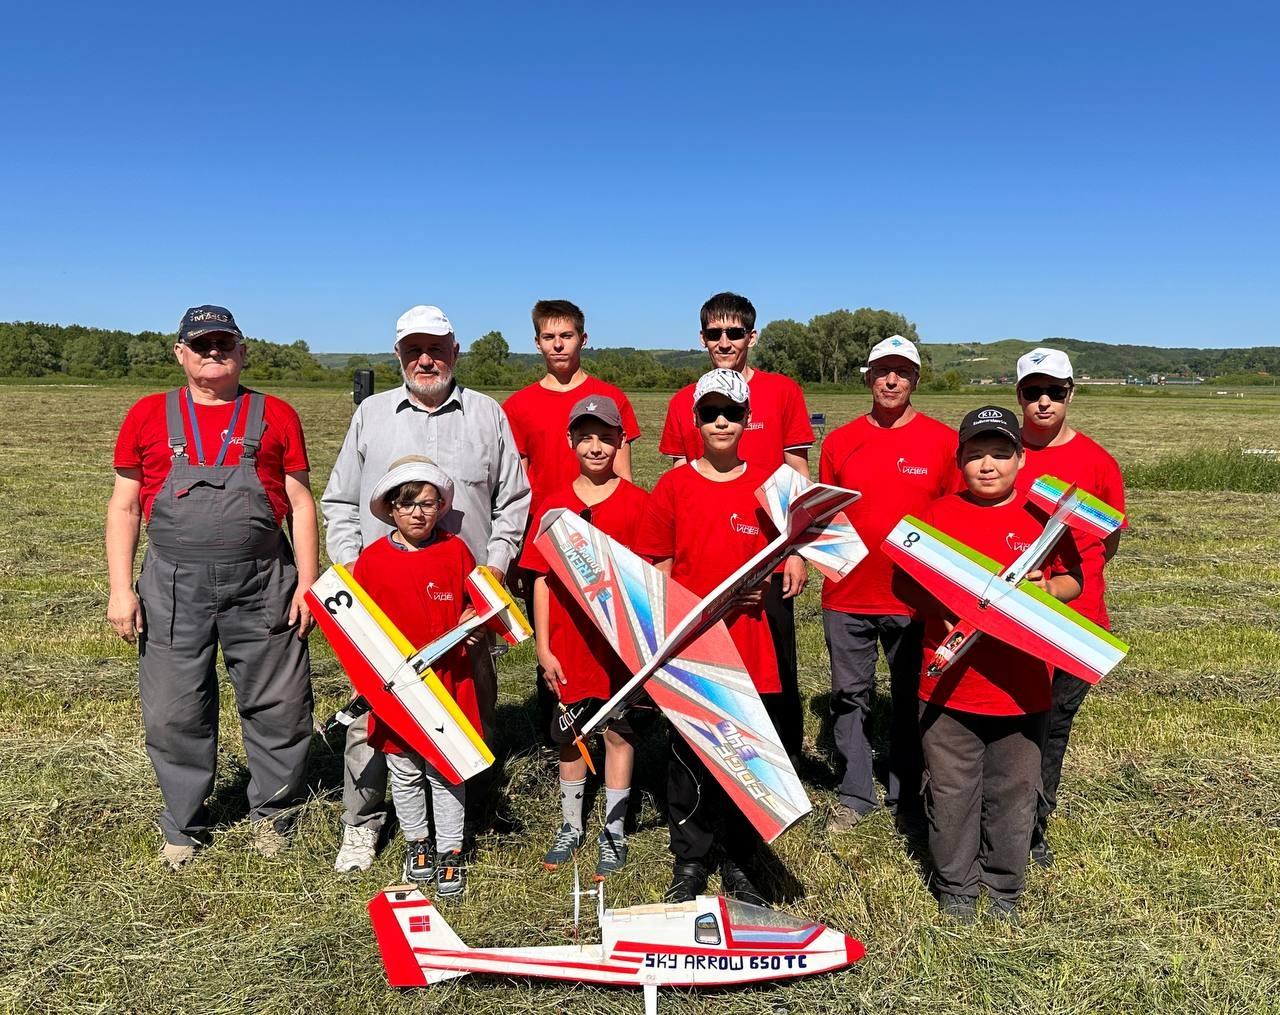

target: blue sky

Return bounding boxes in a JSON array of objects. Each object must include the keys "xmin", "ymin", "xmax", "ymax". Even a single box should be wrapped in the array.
[{"xmin": 2, "ymin": 1, "xmax": 1276, "ymax": 352}]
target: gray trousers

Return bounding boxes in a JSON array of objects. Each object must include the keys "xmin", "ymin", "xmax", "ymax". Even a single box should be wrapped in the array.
[
  {"xmin": 386, "ymin": 751, "xmax": 466, "ymax": 850},
  {"xmin": 137, "ymin": 548, "xmax": 314, "ymax": 846},
  {"xmin": 342, "ymin": 639, "xmax": 497, "ymax": 831},
  {"xmin": 823, "ymin": 611, "xmax": 924, "ymax": 816},
  {"xmin": 919, "ymin": 702, "xmax": 1047, "ymax": 902}
]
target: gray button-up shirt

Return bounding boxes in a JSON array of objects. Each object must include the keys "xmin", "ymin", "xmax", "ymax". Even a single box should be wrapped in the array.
[{"xmin": 321, "ymin": 382, "xmax": 530, "ymax": 573}]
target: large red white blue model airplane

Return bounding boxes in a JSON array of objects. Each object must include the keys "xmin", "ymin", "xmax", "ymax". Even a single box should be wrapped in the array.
[
  {"xmin": 533, "ymin": 464, "xmax": 867, "ymax": 842},
  {"xmin": 306, "ymin": 564, "xmax": 531, "ymax": 783},
  {"xmin": 369, "ymin": 876, "xmax": 863, "ymax": 1013},
  {"xmin": 882, "ymin": 475, "xmax": 1129, "ymax": 685}
]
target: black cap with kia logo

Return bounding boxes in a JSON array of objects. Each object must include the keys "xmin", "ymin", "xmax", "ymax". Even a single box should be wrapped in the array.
[
  {"xmin": 958, "ymin": 405, "xmax": 1022, "ymax": 449},
  {"xmin": 179, "ymin": 305, "xmax": 244, "ymax": 344}
]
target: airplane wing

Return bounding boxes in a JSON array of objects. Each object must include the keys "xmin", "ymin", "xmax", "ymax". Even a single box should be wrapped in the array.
[
  {"xmin": 755, "ymin": 465, "xmax": 867, "ymax": 582},
  {"xmin": 405, "ymin": 566, "xmax": 533, "ymax": 671},
  {"xmin": 882, "ymin": 517, "xmax": 1128, "ymax": 684},
  {"xmin": 1027, "ymin": 474, "xmax": 1125, "ymax": 540},
  {"xmin": 307, "ymin": 565, "xmax": 494, "ymax": 783},
  {"xmin": 533, "ymin": 509, "xmax": 811, "ymax": 841}
]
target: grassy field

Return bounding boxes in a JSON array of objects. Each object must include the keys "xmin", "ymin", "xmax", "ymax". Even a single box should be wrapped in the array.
[{"xmin": 1, "ymin": 383, "xmax": 1278, "ymax": 1015}]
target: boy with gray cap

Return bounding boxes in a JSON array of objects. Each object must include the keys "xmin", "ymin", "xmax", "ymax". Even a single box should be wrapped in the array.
[{"xmin": 350, "ymin": 455, "xmax": 484, "ymax": 898}]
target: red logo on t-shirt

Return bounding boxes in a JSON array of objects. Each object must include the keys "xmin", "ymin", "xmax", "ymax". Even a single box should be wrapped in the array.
[
  {"xmin": 425, "ymin": 582, "xmax": 455, "ymax": 602},
  {"xmin": 729, "ymin": 512, "xmax": 760, "ymax": 536},
  {"xmin": 896, "ymin": 457, "xmax": 929, "ymax": 476},
  {"xmin": 1005, "ymin": 532, "xmax": 1032, "ymax": 552}
]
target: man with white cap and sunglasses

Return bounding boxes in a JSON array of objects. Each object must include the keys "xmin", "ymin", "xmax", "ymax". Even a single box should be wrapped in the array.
[
  {"xmin": 819, "ymin": 335, "xmax": 961, "ymax": 834},
  {"xmin": 1013, "ymin": 347, "xmax": 1126, "ymax": 868},
  {"xmin": 321, "ymin": 304, "xmax": 530, "ymax": 872}
]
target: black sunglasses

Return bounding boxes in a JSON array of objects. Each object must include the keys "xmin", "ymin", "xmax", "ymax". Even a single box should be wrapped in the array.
[
  {"xmin": 1020, "ymin": 384, "xmax": 1071, "ymax": 402},
  {"xmin": 701, "ymin": 327, "xmax": 749, "ymax": 342},
  {"xmin": 696, "ymin": 403, "xmax": 748, "ymax": 424},
  {"xmin": 184, "ymin": 334, "xmax": 240, "ymax": 356}
]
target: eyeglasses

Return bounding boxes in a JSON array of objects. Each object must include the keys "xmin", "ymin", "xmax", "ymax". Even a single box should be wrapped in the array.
[
  {"xmin": 394, "ymin": 499, "xmax": 442, "ymax": 515},
  {"xmin": 696, "ymin": 403, "xmax": 748, "ymax": 424},
  {"xmin": 701, "ymin": 327, "xmax": 749, "ymax": 342},
  {"xmin": 184, "ymin": 334, "xmax": 240, "ymax": 356},
  {"xmin": 1020, "ymin": 384, "xmax": 1071, "ymax": 402}
]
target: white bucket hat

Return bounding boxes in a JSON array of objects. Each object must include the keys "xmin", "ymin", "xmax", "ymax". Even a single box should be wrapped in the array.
[{"xmin": 369, "ymin": 455, "xmax": 455, "ymax": 526}]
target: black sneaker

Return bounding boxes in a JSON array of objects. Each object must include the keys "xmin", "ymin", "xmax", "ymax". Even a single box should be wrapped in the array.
[
  {"xmin": 594, "ymin": 829, "xmax": 628, "ymax": 881},
  {"xmin": 435, "ymin": 849, "xmax": 466, "ymax": 899},
  {"xmin": 720, "ymin": 860, "xmax": 769, "ymax": 907},
  {"xmin": 665, "ymin": 861, "xmax": 710, "ymax": 903},
  {"xmin": 938, "ymin": 892, "xmax": 978, "ymax": 924},
  {"xmin": 987, "ymin": 896, "xmax": 1021, "ymax": 926},
  {"xmin": 1030, "ymin": 829, "xmax": 1056, "ymax": 868},
  {"xmin": 543, "ymin": 822, "xmax": 585, "ymax": 871},
  {"xmin": 402, "ymin": 838, "xmax": 435, "ymax": 883}
]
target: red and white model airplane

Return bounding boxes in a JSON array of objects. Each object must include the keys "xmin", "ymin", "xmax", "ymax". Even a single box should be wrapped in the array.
[
  {"xmin": 306, "ymin": 564, "xmax": 531, "ymax": 783},
  {"xmin": 882, "ymin": 475, "xmax": 1129, "ymax": 685},
  {"xmin": 533, "ymin": 464, "xmax": 867, "ymax": 842},
  {"xmin": 369, "ymin": 876, "xmax": 864, "ymax": 1014}
]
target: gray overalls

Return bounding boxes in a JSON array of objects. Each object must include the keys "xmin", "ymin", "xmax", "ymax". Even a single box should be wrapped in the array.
[{"xmin": 137, "ymin": 389, "xmax": 313, "ymax": 846}]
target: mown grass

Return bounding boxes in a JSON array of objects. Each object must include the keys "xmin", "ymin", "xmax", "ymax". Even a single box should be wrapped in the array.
[{"xmin": 2, "ymin": 383, "xmax": 1278, "ymax": 1015}]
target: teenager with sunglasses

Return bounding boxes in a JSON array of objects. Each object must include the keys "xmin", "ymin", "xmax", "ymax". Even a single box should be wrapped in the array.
[
  {"xmin": 106, "ymin": 305, "xmax": 317, "ymax": 869},
  {"xmin": 657, "ymin": 293, "xmax": 814, "ymax": 760},
  {"xmin": 1013, "ymin": 347, "xmax": 1127, "ymax": 868}
]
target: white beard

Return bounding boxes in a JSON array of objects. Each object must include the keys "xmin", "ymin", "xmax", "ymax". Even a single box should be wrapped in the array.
[{"xmin": 403, "ymin": 364, "xmax": 454, "ymax": 406}]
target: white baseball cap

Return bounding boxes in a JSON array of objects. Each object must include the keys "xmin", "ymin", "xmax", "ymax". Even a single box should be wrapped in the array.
[
  {"xmin": 1016, "ymin": 347, "xmax": 1073, "ymax": 383},
  {"xmin": 863, "ymin": 335, "xmax": 922, "ymax": 371},
  {"xmin": 369, "ymin": 454, "xmax": 455, "ymax": 525},
  {"xmin": 693, "ymin": 368, "xmax": 750, "ymax": 406},
  {"xmin": 395, "ymin": 305, "xmax": 454, "ymax": 343}
]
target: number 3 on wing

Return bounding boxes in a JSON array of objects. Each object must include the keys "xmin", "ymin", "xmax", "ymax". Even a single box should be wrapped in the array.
[{"xmin": 324, "ymin": 589, "xmax": 353, "ymax": 616}]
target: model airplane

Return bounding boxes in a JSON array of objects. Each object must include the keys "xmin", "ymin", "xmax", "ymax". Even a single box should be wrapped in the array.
[
  {"xmin": 533, "ymin": 464, "xmax": 866, "ymax": 841},
  {"xmin": 369, "ymin": 877, "xmax": 863, "ymax": 1014},
  {"xmin": 307, "ymin": 564, "xmax": 531, "ymax": 783},
  {"xmin": 882, "ymin": 475, "xmax": 1129, "ymax": 685}
]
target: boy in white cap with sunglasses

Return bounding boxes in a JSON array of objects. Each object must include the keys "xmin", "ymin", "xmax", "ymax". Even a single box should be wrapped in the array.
[
  {"xmin": 1014, "ymin": 348, "xmax": 1126, "ymax": 868},
  {"xmin": 636, "ymin": 368, "xmax": 807, "ymax": 907},
  {"xmin": 350, "ymin": 455, "xmax": 483, "ymax": 898}
]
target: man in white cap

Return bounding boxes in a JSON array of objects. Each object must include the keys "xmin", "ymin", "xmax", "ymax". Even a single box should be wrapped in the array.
[
  {"xmin": 819, "ymin": 335, "xmax": 961, "ymax": 833},
  {"xmin": 1013, "ymin": 347, "xmax": 1126, "ymax": 867},
  {"xmin": 321, "ymin": 304, "xmax": 530, "ymax": 872}
]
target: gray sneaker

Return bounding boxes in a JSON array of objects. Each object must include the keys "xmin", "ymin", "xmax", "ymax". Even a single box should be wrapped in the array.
[
  {"xmin": 402, "ymin": 838, "xmax": 436, "ymax": 883},
  {"xmin": 593, "ymin": 829, "xmax": 628, "ymax": 880},
  {"xmin": 543, "ymin": 822, "xmax": 584, "ymax": 870},
  {"xmin": 435, "ymin": 849, "xmax": 466, "ymax": 899},
  {"xmin": 828, "ymin": 804, "xmax": 871, "ymax": 833},
  {"xmin": 160, "ymin": 842, "xmax": 200, "ymax": 871}
]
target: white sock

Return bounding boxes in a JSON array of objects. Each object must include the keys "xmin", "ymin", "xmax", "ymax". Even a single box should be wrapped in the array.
[
  {"xmin": 604, "ymin": 786, "xmax": 630, "ymax": 840},
  {"xmin": 560, "ymin": 777, "xmax": 586, "ymax": 832}
]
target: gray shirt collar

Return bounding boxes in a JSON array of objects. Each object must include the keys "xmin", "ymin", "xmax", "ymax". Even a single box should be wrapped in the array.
[{"xmin": 395, "ymin": 381, "xmax": 466, "ymax": 415}]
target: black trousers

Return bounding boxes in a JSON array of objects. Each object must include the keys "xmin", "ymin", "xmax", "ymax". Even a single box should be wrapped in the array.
[
  {"xmin": 1035, "ymin": 669, "xmax": 1092, "ymax": 837},
  {"xmin": 920, "ymin": 702, "xmax": 1047, "ymax": 902},
  {"xmin": 763, "ymin": 573, "xmax": 803, "ymax": 757}
]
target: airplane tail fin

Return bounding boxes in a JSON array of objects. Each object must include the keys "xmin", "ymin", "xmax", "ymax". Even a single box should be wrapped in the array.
[
  {"xmin": 369, "ymin": 887, "xmax": 469, "ymax": 987},
  {"xmin": 465, "ymin": 565, "xmax": 533, "ymax": 646},
  {"xmin": 755, "ymin": 465, "xmax": 867, "ymax": 583},
  {"xmin": 1027, "ymin": 474, "xmax": 1125, "ymax": 540}
]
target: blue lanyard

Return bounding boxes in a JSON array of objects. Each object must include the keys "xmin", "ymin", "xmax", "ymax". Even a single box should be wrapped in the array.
[{"xmin": 185, "ymin": 389, "xmax": 244, "ymax": 468}]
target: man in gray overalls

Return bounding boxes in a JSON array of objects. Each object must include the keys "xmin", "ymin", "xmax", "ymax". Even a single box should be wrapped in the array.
[{"xmin": 106, "ymin": 305, "xmax": 318, "ymax": 869}]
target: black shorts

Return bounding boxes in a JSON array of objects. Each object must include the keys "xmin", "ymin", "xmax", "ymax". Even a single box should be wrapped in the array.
[{"xmin": 550, "ymin": 697, "xmax": 641, "ymax": 746}]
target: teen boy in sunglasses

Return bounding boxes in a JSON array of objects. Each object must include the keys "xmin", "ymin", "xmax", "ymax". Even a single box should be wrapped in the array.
[
  {"xmin": 636, "ymin": 369, "xmax": 807, "ymax": 907},
  {"xmin": 1013, "ymin": 348, "xmax": 1126, "ymax": 868},
  {"xmin": 658, "ymin": 293, "xmax": 814, "ymax": 760}
]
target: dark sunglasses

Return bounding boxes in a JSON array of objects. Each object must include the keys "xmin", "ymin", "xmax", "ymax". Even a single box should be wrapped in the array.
[
  {"xmin": 1020, "ymin": 384, "xmax": 1071, "ymax": 402},
  {"xmin": 696, "ymin": 403, "xmax": 748, "ymax": 424},
  {"xmin": 701, "ymin": 326, "xmax": 749, "ymax": 342},
  {"xmin": 184, "ymin": 334, "xmax": 240, "ymax": 356}
]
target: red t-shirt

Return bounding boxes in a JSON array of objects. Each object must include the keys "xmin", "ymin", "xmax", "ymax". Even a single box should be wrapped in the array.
[
  {"xmin": 904, "ymin": 492, "xmax": 1083, "ymax": 717},
  {"xmin": 519, "ymin": 480, "xmax": 652, "ymax": 703},
  {"xmin": 352, "ymin": 531, "xmax": 480, "ymax": 753},
  {"xmin": 1017, "ymin": 431, "xmax": 1126, "ymax": 630},
  {"xmin": 658, "ymin": 370, "xmax": 813, "ymax": 469},
  {"xmin": 113, "ymin": 389, "xmax": 309, "ymax": 523},
  {"xmin": 503, "ymin": 377, "xmax": 641, "ymax": 510},
  {"xmin": 820, "ymin": 413, "xmax": 961, "ymax": 615},
  {"xmin": 633, "ymin": 462, "xmax": 781, "ymax": 694}
]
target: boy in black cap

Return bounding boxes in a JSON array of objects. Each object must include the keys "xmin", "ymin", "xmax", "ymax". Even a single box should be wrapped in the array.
[{"xmin": 894, "ymin": 406, "xmax": 1083, "ymax": 924}]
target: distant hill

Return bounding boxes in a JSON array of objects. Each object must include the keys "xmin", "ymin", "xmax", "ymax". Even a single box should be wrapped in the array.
[
  {"xmin": 315, "ymin": 347, "xmax": 709, "ymax": 371},
  {"xmin": 925, "ymin": 338, "xmax": 1280, "ymax": 383}
]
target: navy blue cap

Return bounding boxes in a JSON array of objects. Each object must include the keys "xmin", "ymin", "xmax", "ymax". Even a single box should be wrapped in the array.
[{"xmin": 179, "ymin": 305, "xmax": 243, "ymax": 343}]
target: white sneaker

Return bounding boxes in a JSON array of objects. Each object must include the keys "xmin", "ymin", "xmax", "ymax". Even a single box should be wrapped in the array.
[{"xmin": 334, "ymin": 823, "xmax": 379, "ymax": 872}]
